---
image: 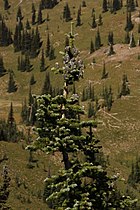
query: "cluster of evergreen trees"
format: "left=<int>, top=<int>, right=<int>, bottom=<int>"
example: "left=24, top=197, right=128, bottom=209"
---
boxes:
left=13, top=24, right=42, bottom=57
left=103, top=0, right=138, bottom=13
left=17, top=54, right=33, bottom=72
left=102, top=0, right=123, bottom=13
left=118, top=74, right=130, bottom=98
left=0, top=14, right=12, bottom=46
left=0, top=103, right=22, bottom=142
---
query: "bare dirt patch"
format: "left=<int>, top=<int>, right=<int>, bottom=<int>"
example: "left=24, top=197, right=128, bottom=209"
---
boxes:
left=87, top=44, right=140, bottom=63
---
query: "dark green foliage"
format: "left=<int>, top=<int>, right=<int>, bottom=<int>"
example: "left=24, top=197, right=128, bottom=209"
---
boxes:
left=41, top=72, right=52, bottom=95
left=13, top=26, right=41, bottom=57
left=16, top=6, right=23, bottom=22
left=81, top=0, right=86, bottom=7
left=0, top=165, right=11, bottom=210
left=88, top=102, right=96, bottom=118
left=98, top=14, right=103, bottom=26
left=40, top=0, right=58, bottom=9
left=40, top=49, right=46, bottom=72
left=13, top=24, right=22, bottom=52
left=37, top=3, right=43, bottom=25
left=113, top=0, right=121, bottom=11
left=28, top=87, right=37, bottom=125
left=0, top=16, right=13, bottom=46
left=129, top=32, right=136, bottom=48
left=49, top=45, right=55, bottom=60
left=108, top=31, right=114, bottom=45
left=124, top=31, right=130, bottom=44
left=0, top=103, right=21, bottom=142
left=63, top=3, right=72, bottom=22
left=46, top=33, right=51, bottom=57
left=125, top=11, right=134, bottom=32
left=90, top=39, right=95, bottom=54
left=31, top=3, right=36, bottom=25
left=102, top=85, right=113, bottom=111
left=95, top=28, right=101, bottom=50
left=108, top=44, right=115, bottom=56
left=102, top=0, right=108, bottom=12
left=3, top=0, right=10, bottom=10
left=17, top=54, right=33, bottom=72
left=7, top=71, right=17, bottom=93
left=30, top=74, right=36, bottom=85
left=0, top=55, right=6, bottom=76
left=101, top=61, right=108, bottom=79
left=76, top=9, right=82, bottom=27
left=91, top=13, right=97, bottom=28
left=127, top=0, right=136, bottom=11
left=27, top=28, right=136, bottom=210
left=119, top=74, right=130, bottom=97
left=21, top=98, right=28, bottom=123
left=25, top=19, right=31, bottom=30
left=81, top=87, right=88, bottom=101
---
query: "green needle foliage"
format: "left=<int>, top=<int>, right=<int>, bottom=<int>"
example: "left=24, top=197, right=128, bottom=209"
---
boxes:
left=27, top=24, right=137, bottom=209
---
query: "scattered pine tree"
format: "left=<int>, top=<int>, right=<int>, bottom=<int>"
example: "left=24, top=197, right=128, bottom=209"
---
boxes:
left=7, top=71, right=17, bottom=93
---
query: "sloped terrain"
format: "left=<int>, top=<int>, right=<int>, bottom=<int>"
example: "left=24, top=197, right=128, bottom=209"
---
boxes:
left=0, top=0, right=140, bottom=209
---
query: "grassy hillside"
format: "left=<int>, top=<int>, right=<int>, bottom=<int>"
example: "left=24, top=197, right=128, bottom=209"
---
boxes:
left=0, top=0, right=140, bottom=209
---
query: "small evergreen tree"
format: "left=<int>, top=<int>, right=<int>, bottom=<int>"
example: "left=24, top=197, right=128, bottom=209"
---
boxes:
left=76, top=9, right=81, bottom=27
left=88, top=102, right=96, bottom=118
left=120, top=74, right=130, bottom=97
left=102, top=0, right=108, bottom=12
left=95, top=28, right=101, bottom=50
left=16, top=6, right=23, bottom=22
left=3, top=0, right=10, bottom=10
left=37, top=3, right=43, bottom=25
left=129, top=32, right=136, bottom=48
left=108, top=31, right=114, bottom=45
left=31, top=3, right=36, bottom=25
left=101, top=61, right=108, bottom=79
left=40, top=49, right=46, bottom=72
left=41, top=72, right=52, bottom=95
left=90, top=39, right=95, bottom=54
left=124, top=31, right=130, bottom=44
left=82, top=0, right=86, bottom=7
left=49, top=45, right=55, bottom=60
left=7, top=71, right=17, bottom=93
left=108, top=44, right=115, bottom=56
left=26, top=19, right=31, bottom=30
left=113, top=0, right=121, bottom=11
left=125, top=11, right=134, bottom=31
left=63, top=3, right=72, bottom=22
left=21, top=98, right=28, bottom=123
left=46, top=33, right=51, bottom=57
left=98, top=14, right=103, bottom=26
left=91, top=13, right=97, bottom=28
left=30, top=74, right=36, bottom=85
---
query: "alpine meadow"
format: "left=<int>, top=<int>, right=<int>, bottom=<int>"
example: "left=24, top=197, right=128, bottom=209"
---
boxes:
left=0, top=0, right=140, bottom=209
